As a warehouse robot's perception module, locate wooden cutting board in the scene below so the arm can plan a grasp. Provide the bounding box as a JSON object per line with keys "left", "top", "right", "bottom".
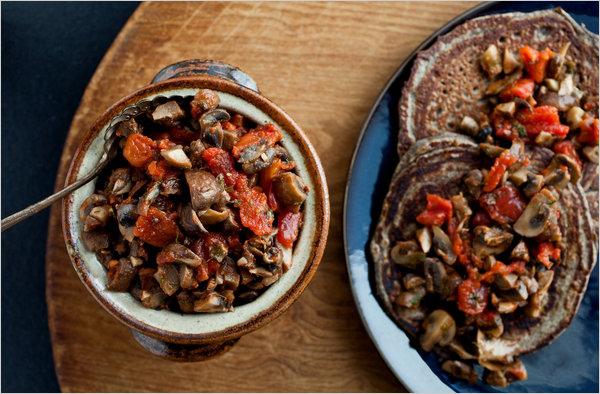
{"left": 46, "top": 2, "right": 476, "bottom": 392}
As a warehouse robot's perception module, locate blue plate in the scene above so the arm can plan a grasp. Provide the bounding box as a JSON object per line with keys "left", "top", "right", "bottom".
{"left": 343, "top": 2, "right": 599, "bottom": 392}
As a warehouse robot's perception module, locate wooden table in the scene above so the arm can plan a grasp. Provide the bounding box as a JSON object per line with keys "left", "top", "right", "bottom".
{"left": 46, "top": 2, "right": 475, "bottom": 391}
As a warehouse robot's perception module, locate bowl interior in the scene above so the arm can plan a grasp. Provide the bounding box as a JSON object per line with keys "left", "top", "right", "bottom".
{"left": 64, "top": 86, "right": 321, "bottom": 337}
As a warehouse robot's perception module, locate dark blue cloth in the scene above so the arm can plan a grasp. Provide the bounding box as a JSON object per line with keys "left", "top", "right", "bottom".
{"left": 1, "top": 2, "right": 138, "bottom": 391}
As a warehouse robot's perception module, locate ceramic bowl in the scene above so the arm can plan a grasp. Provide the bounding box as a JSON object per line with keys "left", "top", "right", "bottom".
{"left": 62, "top": 60, "right": 330, "bottom": 361}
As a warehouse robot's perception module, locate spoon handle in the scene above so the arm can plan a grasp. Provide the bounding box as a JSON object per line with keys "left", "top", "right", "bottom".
{"left": 1, "top": 162, "right": 107, "bottom": 232}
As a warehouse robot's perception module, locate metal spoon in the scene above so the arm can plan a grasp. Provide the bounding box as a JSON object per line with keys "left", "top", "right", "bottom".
{"left": 0, "top": 96, "right": 168, "bottom": 232}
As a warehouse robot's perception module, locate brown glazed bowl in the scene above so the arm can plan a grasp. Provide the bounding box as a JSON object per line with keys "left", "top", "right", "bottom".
{"left": 62, "top": 60, "right": 330, "bottom": 361}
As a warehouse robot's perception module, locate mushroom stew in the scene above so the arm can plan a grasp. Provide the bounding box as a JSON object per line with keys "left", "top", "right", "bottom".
{"left": 388, "top": 42, "right": 598, "bottom": 387}
{"left": 79, "top": 89, "right": 308, "bottom": 313}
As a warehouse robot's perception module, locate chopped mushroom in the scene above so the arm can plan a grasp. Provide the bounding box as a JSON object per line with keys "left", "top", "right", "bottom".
{"left": 472, "top": 226, "right": 513, "bottom": 257}
{"left": 160, "top": 146, "right": 192, "bottom": 169}
{"left": 107, "top": 257, "right": 138, "bottom": 291}
{"left": 152, "top": 100, "right": 184, "bottom": 126}
{"left": 423, "top": 257, "right": 447, "bottom": 294}
{"left": 184, "top": 170, "right": 223, "bottom": 211}
{"left": 502, "top": 48, "right": 521, "bottom": 74}
{"left": 513, "top": 188, "right": 556, "bottom": 237}
{"left": 158, "top": 243, "right": 203, "bottom": 267}
{"left": 545, "top": 153, "right": 581, "bottom": 184}
{"left": 82, "top": 230, "right": 110, "bottom": 252}
{"left": 402, "top": 274, "right": 426, "bottom": 290}
{"left": 397, "top": 286, "right": 426, "bottom": 309}
{"left": 583, "top": 146, "right": 599, "bottom": 163}
{"left": 510, "top": 241, "right": 530, "bottom": 262}
{"left": 420, "top": 310, "right": 456, "bottom": 352}
{"left": 566, "top": 106, "right": 585, "bottom": 130}
{"left": 154, "top": 264, "right": 180, "bottom": 296}
{"left": 390, "top": 240, "right": 426, "bottom": 269}
{"left": 194, "top": 291, "right": 230, "bottom": 313}
{"left": 272, "top": 172, "right": 308, "bottom": 208}
{"left": 191, "top": 89, "right": 220, "bottom": 116}
{"left": 460, "top": 116, "right": 480, "bottom": 135}
{"left": 105, "top": 168, "right": 132, "bottom": 196}
{"left": 480, "top": 143, "right": 505, "bottom": 158}
{"left": 416, "top": 227, "right": 432, "bottom": 253}
{"left": 83, "top": 205, "right": 111, "bottom": 232}
{"left": 464, "top": 169, "right": 484, "bottom": 198}
{"left": 481, "top": 44, "right": 502, "bottom": 78}
{"left": 432, "top": 226, "right": 456, "bottom": 265}
{"left": 178, "top": 265, "right": 199, "bottom": 290}
{"left": 451, "top": 194, "right": 472, "bottom": 221}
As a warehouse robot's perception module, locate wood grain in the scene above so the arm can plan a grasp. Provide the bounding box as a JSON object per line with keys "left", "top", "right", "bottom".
{"left": 46, "top": 2, "right": 477, "bottom": 392}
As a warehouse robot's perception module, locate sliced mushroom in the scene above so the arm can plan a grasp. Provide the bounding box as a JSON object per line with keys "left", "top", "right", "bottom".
{"left": 481, "top": 359, "right": 527, "bottom": 387}
{"left": 79, "top": 194, "right": 107, "bottom": 222}
{"left": 153, "top": 264, "right": 180, "bottom": 296}
{"left": 567, "top": 106, "right": 585, "bottom": 130}
{"left": 115, "top": 117, "right": 142, "bottom": 137}
{"left": 472, "top": 226, "right": 513, "bottom": 257}
{"left": 198, "top": 207, "right": 229, "bottom": 225}
{"left": 495, "top": 273, "right": 518, "bottom": 290}
{"left": 402, "top": 274, "right": 426, "bottom": 290}
{"left": 416, "top": 227, "right": 432, "bottom": 253}
{"left": 137, "top": 181, "right": 160, "bottom": 216}
{"left": 185, "top": 169, "right": 223, "bottom": 211}
{"left": 477, "top": 311, "right": 504, "bottom": 338}
{"left": 423, "top": 257, "right": 447, "bottom": 294}
{"left": 83, "top": 205, "right": 111, "bottom": 232}
{"left": 178, "top": 204, "right": 208, "bottom": 235}
{"left": 451, "top": 194, "right": 472, "bottom": 222}
{"left": 420, "top": 310, "right": 456, "bottom": 352}
{"left": 159, "top": 243, "right": 203, "bottom": 267}
{"left": 442, "top": 360, "right": 478, "bottom": 384}
{"left": 272, "top": 172, "right": 308, "bottom": 208}
{"left": 513, "top": 188, "right": 556, "bottom": 237}
{"left": 459, "top": 116, "right": 479, "bottom": 136}
{"left": 218, "top": 257, "right": 240, "bottom": 290}
{"left": 544, "top": 78, "right": 559, "bottom": 92}
{"left": 521, "top": 173, "right": 544, "bottom": 198}
{"left": 494, "top": 101, "right": 516, "bottom": 117}
{"left": 558, "top": 74, "right": 584, "bottom": 100}
{"left": 390, "top": 240, "right": 425, "bottom": 269}
{"left": 481, "top": 44, "right": 502, "bottom": 78}
{"left": 464, "top": 169, "right": 484, "bottom": 198}
{"left": 499, "top": 280, "right": 528, "bottom": 302}
{"left": 105, "top": 168, "right": 132, "bottom": 196}
{"left": 486, "top": 71, "right": 521, "bottom": 96}
{"left": 497, "top": 301, "right": 519, "bottom": 314}
{"left": 479, "top": 143, "right": 505, "bottom": 158}
{"left": 191, "top": 89, "right": 220, "bottom": 116}
{"left": 241, "top": 147, "right": 278, "bottom": 174}
{"left": 193, "top": 292, "right": 230, "bottom": 313}
{"left": 116, "top": 203, "right": 137, "bottom": 242}
{"left": 503, "top": 48, "right": 521, "bottom": 74}
{"left": 483, "top": 369, "right": 508, "bottom": 388}
{"left": 152, "top": 100, "right": 184, "bottom": 126}
{"left": 447, "top": 340, "right": 477, "bottom": 360}
{"left": 432, "top": 226, "right": 456, "bottom": 265}
{"left": 179, "top": 265, "right": 199, "bottom": 290}
{"left": 546, "top": 42, "right": 569, "bottom": 79}
{"left": 543, "top": 165, "right": 571, "bottom": 189}
{"left": 510, "top": 241, "right": 530, "bottom": 262}
{"left": 521, "top": 276, "right": 539, "bottom": 295}
{"left": 396, "top": 286, "right": 426, "bottom": 309}
{"left": 199, "top": 108, "right": 230, "bottom": 135}
{"left": 583, "top": 146, "right": 599, "bottom": 163}
{"left": 82, "top": 230, "right": 110, "bottom": 252}
{"left": 546, "top": 153, "right": 581, "bottom": 184}
{"left": 160, "top": 145, "right": 192, "bottom": 169}
{"left": 107, "top": 257, "right": 138, "bottom": 292}
{"left": 176, "top": 291, "right": 196, "bottom": 313}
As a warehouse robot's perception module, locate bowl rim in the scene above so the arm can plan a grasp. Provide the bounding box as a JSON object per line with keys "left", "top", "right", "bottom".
{"left": 62, "top": 75, "right": 330, "bottom": 344}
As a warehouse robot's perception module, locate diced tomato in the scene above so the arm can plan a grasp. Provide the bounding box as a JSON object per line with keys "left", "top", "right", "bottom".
{"left": 536, "top": 242, "right": 561, "bottom": 269}
{"left": 195, "top": 264, "right": 209, "bottom": 283}
{"left": 123, "top": 133, "right": 156, "bottom": 167}
{"left": 231, "top": 114, "right": 244, "bottom": 128}
{"left": 232, "top": 124, "right": 282, "bottom": 158}
{"left": 553, "top": 141, "right": 583, "bottom": 169}
{"left": 156, "top": 138, "right": 176, "bottom": 151}
{"left": 471, "top": 210, "right": 493, "bottom": 227}
{"left": 277, "top": 209, "right": 303, "bottom": 248}
{"left": 239, "top": 187, "right": 273, "bottom": 236}
{"left": 168, "top": 127, "right": 198, "bottom": 145}
{"left": 147, "top": 159, "right": 177, "bottom": 180}
{"left": 416, "top": 194, "right": 453, "bottom": 227}
{"left": 483, "top": 150, "right": 518, "bottom": 192}
{"left": 519, "top": 46, "right": 552, "bottom": 83}
{"left": 206, "top": 259, "right": 220, "bottom": 275}
{"left": 222, "top": 121, "right": 237, "bottom": 131}
{"left": 578, "top": 115, "right": 599, "bottom": 145}
{"left": 457, "top": 279, "right": 489, "bottom": 315}
{"left": 516, "top": 106, "right": 569, "bottom": 139}
{"left": 491, "top": 112, "right": 522, "bottom": 141}
{"left": 480, "top": 260, "right": 526, "bottom": 283}
{"left": 479, "top": 184, "right": 526, "bottom": 224}
{"left": 499, "top": 78, "right": 535, "bottom": 101}
{"left": 133, "top": 207, "right": 178, "bottom": 247}
{"left": 201, "top": 147, "right": 240, "bottom": 187}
